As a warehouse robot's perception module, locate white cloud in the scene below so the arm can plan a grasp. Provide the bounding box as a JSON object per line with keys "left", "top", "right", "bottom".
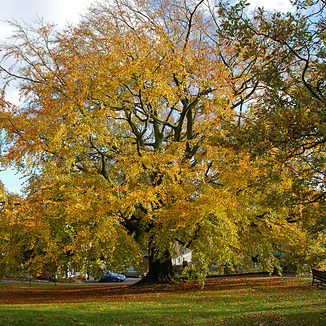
{"left": 1, "top": 0, "right": 94, "bottom": 24}
{"left": 248, "top": 0, "right": 294, "bottom": 12}
{"left": 0, "top": 0, "right": 95, "bottom": 41}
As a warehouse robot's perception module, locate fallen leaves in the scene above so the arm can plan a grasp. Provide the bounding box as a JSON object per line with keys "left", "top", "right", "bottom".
{"left": 0, "top": 276, "right": 310, "bottom": 305}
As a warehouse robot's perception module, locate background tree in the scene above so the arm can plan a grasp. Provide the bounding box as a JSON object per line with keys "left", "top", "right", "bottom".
{"left": 215, "top": 0, "right": 326, "bottom": 269}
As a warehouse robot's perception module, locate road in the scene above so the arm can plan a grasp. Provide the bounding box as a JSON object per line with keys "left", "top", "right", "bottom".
{"left": 1, "top": 277, "right": 141, "bottom": 286}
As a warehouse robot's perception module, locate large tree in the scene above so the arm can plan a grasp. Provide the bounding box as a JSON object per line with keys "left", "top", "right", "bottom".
{"left": 0, "top": 0, "right": 325, "bottom": 283}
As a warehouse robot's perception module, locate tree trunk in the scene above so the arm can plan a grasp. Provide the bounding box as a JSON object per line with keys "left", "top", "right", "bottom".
{"left": 136, "top": 249, "right": 174, "bottom": 285}
{"left": 123, "top": 212, "right": 175, "bottom": 284}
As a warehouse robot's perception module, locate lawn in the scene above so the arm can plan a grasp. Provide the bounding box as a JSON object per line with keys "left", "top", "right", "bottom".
{"left": 0, "top": 276, "right": 325, "bottom": 325}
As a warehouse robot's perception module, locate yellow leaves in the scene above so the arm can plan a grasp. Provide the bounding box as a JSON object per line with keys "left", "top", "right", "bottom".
{"left": 2, "top": 0, "right": 325, "bottom": 282}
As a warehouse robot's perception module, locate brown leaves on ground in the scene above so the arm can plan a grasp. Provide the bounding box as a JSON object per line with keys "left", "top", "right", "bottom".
{"left": 0, "top": 276, "right": 311, "bottom": 304}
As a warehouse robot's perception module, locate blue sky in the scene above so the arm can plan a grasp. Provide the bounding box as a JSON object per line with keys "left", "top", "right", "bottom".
{"left": 0, "top": 0, "right": 293, "bottom": 193}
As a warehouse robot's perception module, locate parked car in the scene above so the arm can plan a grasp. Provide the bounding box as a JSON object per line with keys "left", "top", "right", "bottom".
{"left": 98, "top": 271, "right": 126, "bottom": 282}
{"left": 123, "top": 266, "right": 147, "bottom": 278}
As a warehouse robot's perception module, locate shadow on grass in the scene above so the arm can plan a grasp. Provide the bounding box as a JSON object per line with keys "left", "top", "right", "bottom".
{"left": 0, "top": 276, "right": 309, "bottom": 304}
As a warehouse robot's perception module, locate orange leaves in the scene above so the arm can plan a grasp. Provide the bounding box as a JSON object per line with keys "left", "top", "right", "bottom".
{"left": 1, "top": 0, "right": 325, "bottom": 283}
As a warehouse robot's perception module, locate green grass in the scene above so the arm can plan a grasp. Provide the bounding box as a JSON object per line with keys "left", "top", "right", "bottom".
{"left": 0, "top": 278, "right": 325, "bottom": 325}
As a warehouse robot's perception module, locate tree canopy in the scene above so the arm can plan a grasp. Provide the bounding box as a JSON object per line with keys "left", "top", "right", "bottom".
{"left": 0, "top": 0, "right": 325, "bottom": 283}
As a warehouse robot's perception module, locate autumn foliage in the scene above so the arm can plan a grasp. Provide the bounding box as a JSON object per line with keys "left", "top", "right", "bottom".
{"left": 0, "top": 0, "right": 325, "bottom": 283}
